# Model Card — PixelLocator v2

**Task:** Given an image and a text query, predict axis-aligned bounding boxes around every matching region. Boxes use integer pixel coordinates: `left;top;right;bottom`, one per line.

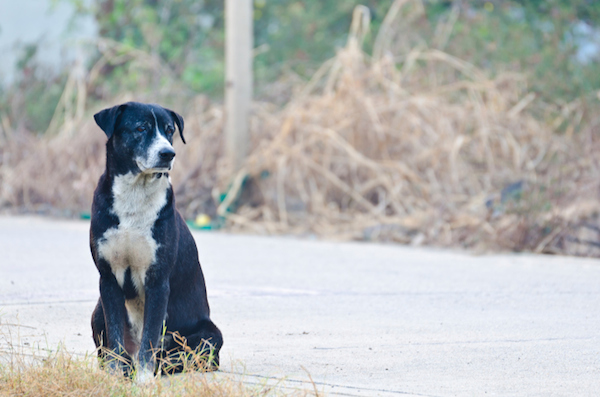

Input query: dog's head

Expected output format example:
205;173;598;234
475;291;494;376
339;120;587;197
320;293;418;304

94;102;185;175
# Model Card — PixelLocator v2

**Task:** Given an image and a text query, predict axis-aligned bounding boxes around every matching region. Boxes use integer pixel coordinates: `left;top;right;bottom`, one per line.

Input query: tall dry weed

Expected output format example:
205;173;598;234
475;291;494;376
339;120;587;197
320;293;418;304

220;0;600;255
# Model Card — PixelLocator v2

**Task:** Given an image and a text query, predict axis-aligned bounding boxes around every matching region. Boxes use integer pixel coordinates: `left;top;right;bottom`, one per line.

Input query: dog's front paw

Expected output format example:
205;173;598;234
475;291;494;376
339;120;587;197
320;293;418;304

135;367;155;384
104;357;133;378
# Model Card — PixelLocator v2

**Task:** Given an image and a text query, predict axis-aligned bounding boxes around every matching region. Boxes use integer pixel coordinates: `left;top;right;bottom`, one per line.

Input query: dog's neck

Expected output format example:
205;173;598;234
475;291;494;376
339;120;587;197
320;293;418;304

110;171;171;220
112;171;170;192
104;149;171;186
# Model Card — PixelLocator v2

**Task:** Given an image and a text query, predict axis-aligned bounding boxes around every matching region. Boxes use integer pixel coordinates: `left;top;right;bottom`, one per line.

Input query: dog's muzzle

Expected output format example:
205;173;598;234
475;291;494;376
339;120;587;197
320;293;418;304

157;148;176;168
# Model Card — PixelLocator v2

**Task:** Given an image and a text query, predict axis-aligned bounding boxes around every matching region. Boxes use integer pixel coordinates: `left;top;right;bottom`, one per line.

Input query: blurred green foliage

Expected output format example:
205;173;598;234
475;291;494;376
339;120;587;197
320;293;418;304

252;1;393;90
91;0;224;94
2;0;600;133
85;0;394;98
439;0;600;104
0;43;67;133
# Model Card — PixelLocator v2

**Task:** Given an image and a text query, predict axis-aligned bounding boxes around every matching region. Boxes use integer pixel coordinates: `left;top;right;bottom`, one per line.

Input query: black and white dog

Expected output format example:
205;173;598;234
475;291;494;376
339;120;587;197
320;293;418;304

89;102;222;381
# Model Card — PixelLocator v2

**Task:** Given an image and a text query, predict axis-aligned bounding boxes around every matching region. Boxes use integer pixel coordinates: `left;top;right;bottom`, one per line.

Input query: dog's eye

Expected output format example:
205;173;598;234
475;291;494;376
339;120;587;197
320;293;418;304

166;127;174;135
136;126;145;132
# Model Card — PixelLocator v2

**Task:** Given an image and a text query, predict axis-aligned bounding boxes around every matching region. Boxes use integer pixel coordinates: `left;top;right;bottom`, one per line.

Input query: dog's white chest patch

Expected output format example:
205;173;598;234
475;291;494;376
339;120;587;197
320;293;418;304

97;172;169;346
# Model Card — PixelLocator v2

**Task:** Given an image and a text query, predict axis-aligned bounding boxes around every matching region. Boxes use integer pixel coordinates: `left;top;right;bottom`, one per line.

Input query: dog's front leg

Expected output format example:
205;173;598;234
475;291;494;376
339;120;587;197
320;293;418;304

137;277;170;382
99;270;129;374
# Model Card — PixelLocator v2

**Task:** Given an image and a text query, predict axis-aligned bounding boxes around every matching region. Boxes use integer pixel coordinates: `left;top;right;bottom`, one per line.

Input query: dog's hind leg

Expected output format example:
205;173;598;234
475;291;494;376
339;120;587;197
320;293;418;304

158;319;223;374
91;299;107;354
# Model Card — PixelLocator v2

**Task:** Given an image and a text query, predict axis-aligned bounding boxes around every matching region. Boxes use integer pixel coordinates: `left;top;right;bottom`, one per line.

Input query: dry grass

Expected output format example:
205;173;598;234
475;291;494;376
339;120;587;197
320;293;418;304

0;352;309;396
0;328;312;397
1;0;599;256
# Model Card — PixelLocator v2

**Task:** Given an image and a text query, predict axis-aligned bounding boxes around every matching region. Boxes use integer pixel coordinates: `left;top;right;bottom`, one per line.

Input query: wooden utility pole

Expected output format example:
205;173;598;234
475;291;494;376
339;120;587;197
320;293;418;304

225;0;253;174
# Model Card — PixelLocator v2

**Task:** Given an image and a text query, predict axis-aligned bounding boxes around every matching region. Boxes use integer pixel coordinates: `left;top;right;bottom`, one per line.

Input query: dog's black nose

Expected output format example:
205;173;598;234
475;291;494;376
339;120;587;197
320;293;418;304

159;148;176;162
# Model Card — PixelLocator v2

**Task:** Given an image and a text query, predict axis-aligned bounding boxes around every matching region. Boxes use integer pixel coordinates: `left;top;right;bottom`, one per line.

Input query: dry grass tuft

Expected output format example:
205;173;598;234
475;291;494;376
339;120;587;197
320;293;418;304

1;0;599;255
0;329;311;397
0;352;305;396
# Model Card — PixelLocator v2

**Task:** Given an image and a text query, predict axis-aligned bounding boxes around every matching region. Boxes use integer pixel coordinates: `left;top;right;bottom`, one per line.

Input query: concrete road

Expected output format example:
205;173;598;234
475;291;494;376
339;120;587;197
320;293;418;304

0;216;599;396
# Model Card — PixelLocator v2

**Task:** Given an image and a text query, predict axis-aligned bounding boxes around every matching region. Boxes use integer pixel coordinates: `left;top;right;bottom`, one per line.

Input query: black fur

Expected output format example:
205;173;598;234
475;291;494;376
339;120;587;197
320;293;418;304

89;102;222;378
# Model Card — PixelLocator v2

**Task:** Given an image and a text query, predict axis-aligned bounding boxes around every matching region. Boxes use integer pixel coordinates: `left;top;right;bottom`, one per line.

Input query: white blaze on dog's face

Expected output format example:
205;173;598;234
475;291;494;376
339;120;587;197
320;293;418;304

134;108;176;173
134;109;175;172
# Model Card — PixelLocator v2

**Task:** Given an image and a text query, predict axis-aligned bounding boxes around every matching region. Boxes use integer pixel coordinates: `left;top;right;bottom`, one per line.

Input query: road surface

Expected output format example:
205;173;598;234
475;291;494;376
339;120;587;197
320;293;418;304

1;216;599;396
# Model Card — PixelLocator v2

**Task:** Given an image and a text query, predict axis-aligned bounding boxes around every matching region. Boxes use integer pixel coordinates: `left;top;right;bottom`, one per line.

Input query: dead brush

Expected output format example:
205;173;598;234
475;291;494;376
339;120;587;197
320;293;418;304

0;323;312;397
220;0;600;254
0;0;599;255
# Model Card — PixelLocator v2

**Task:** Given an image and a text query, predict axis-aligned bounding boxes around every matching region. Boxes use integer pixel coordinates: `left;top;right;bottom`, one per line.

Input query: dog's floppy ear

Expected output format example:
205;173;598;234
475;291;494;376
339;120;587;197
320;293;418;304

94;103;127;139
167;109;185;144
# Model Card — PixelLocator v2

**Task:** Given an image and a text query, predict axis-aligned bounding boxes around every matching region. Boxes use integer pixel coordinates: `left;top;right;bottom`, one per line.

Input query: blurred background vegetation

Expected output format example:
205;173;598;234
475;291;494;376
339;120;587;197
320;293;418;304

1;0;600;256
2;0;600;133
